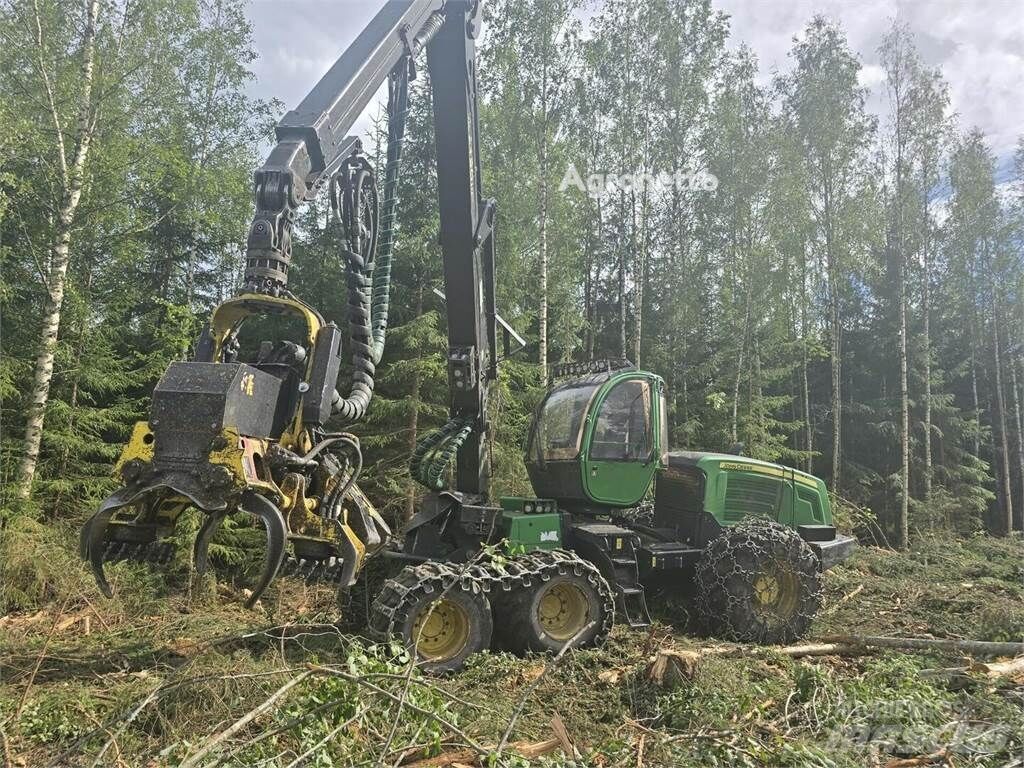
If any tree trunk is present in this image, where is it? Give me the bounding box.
[632,187,647,367]
[897,252,910,549]
[992,310,1013,534]
[16,0,101,501]
[801,240,812,473]
[731,280,751,445]
[921,196,933,504]
[1013,358,1024,532]
[537,55,549,383]
[970,335,980,458]
[618,190,627,358]
[826,231,842,494]
[405,285,425,523]
[584,201,595,360]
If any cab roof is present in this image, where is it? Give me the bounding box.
[550,367,663,393]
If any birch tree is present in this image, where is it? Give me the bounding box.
[13,0,101,500]
[879,22,947,546]
[781,17,874,496]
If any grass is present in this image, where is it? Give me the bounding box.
[1,531,1022,766]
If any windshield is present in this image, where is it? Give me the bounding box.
[530,384,599,461]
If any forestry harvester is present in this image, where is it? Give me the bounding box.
[80,0,855,671]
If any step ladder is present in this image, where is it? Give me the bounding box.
[611,556,652,628]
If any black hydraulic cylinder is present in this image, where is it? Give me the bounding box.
[426,1,493,496]
[302,323,344,426]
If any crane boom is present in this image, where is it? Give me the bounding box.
[245,0,496,496]
[80,0,500,608]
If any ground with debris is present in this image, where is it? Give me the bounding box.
[1,530,1023,767]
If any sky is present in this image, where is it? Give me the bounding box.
[245,0,1024,171]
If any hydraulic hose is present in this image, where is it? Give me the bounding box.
[370,60,410,365]
[410,417,475,491]
[329,60,410,424]
[330,156,378,422]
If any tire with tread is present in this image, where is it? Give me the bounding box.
[492,550,614,654]
[370,561,493,674]
[695,517,821,644]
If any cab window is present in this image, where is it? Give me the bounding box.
[531,384,599,461]
[590,379,652,461]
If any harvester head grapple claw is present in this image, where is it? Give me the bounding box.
[238,491,287,608]
[193,511,226,578]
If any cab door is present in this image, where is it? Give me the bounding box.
[582,376,661,506]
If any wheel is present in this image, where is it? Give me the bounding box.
[397,589,492,673]
[370,563,493,674]
[495,555,613,654]
[695,517,821,643]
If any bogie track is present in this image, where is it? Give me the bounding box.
[370,549,614,672]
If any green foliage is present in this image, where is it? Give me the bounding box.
[0,516,90,612]
[2,0,1024,576]
[0,0,266,516]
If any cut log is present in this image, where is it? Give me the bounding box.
[774,643,868,658]
[921,655,1024,683]
[818,634,1024,657]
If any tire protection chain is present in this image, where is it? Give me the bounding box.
[694,516,822,642]
[369,549,616,645]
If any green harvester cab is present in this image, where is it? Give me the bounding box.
[522,362,854,574]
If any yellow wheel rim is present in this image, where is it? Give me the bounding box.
[752,563,800,621]
[411,598,470,661]
[537,582,590,641]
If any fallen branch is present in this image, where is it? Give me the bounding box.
[49,667,306,768]
[685,641,872,660]
[401,747,478,767]
[309,664,489,757]
[494,622,594,758]
[1,719,12,768]
[178,670,313,768]
[817,634,1024,657]
[691,634,1024,662]
[774,642,871,658]
[91,684,163,768]
[883,747,951,767]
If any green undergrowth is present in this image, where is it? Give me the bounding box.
[0,531,1022,766]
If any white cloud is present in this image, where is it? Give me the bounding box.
[857,64,887,89]
[717,0,1024,159]
[244,0,1024,163]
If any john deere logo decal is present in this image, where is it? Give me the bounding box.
[240,373,255,397]
[720,462,760,473]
